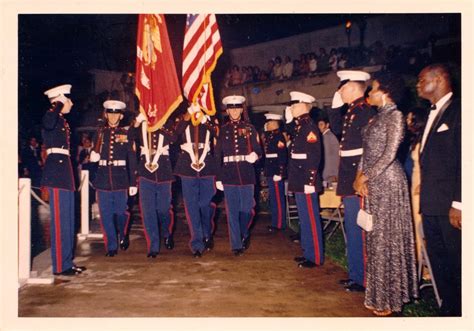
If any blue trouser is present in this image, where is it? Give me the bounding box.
[223,185,255,250]
[343,196,366,286]
[295,192,324,265]
[97,189,130,252]
[48,188,75,273]
[181,176,217,253]
[267,177,286,229]
[139,178,173,254]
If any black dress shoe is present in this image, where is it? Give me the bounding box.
[72,265,87,272]
[338,279,354,286]
[242,237,250,250]
[120,236,130,251]
[105,250,117,257]
[267,225,277,232]
[204,238,214,251]
[165,237,174,250]
[147,251,158,258]
[345,283,365,292]
[298,260,317,268]
[294,256,306,262]
[193,251,202,258]
[53,268,81,276]
[233,249,244,256]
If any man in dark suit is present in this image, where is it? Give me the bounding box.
[417,64,461,316]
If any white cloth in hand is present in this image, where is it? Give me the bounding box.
[216,181,224,191]
[129,186,138,196]
[273,175,282,182]
[304,185,315,194]
[285,106,294,124]
[90,151,100,162]
[246,151,258,164]
[331,91,344,109]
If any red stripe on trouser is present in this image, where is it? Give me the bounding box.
[306,194,321,265]
[224,198,233,246]
[96,191,109,251]
[210,202,217,234]
[274,181,282,228]
[53,189,63,273]
[168,184,174,234]
[138,182,151,252]
[124,211,131,236]
[183,198,195,252]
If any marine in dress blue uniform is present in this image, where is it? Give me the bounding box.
[41,84,85,276]
[261,113,287,231]
[215,95,262,256]
[173,104,219,258]
[89,100,138,257]
[328,70,376,291]
[285,91,324,268]
[133,113,177,258]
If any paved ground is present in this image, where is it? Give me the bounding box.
[19,208,373,317]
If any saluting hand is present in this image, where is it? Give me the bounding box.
[449,207,462,230]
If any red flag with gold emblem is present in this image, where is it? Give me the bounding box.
[135,14,183,131]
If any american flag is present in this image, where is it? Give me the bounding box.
[182,14,223,116]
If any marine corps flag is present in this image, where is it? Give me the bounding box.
[135,14,183,132]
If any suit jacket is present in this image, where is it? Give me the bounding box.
[420,97,461,216]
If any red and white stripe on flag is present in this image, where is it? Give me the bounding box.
[182,14,223,116]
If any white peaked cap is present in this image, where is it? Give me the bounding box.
[103,100,126,111]
[264,113,283,121]
[290,91,316,104]
[44,84,72,99]
[222,95,246,106]
[336,70,371,82]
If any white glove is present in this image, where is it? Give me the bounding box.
[129,186,138,196]
[304,185,316,194]
[216,181,224,191]
[273,175,282,182]
[90,151,100,162]
[246,151,258,164]
[285,106,294,124]
[135,112,147,124]
[187,103,201,115]
[331,91,344,109]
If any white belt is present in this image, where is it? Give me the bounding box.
[291,153,307,160]
[266,153,278,158]
[99,160,126,166]
[224,155,249,163]
[46,148,70,156]
[180,143,209,149]
[340,148,363,157]
[140,150,169,157]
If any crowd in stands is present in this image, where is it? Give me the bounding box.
[225,41,433,87]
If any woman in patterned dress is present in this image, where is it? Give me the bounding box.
[353,72,419,316]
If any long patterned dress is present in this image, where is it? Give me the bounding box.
[359,103,419,312]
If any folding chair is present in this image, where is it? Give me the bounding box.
[319,188,346,243]
[417,220,442,308]
[284,180,300,233]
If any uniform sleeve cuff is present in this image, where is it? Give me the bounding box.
[451,201,462,210]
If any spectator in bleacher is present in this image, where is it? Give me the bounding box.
[224,68,232,88]
[241,66,249,84]
[318,47,329,72]
[292,59,301,76]
[273,56,283,80]
[298,53,309,76]
[230,65,242,86]
[252,66,261,82]
[308,52,318,76]
[282,56,294,79]
[338,53,348,69]
[258,66,269,81]
[266,59,275,80]
[329,48,338,71]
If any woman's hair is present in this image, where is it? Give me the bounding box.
[373,71,407,106]
[407,106,429,148]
